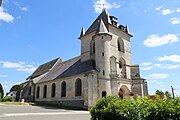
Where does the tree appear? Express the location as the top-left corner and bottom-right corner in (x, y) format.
(10, 84), (20, 92)
(0, 93), (2, 102)
(155, 90), (172, 99)
(155, 90), (164, 95)
(10, 84), (22, 101)
(0, 83), (4, 99)
(165, 91), (172, 98)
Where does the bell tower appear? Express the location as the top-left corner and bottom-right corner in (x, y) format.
(79, 9), (133, 79)
(79, 9), (148, 98)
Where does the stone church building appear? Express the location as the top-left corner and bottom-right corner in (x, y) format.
(20, 9), (148, 109)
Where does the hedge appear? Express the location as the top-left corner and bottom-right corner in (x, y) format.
(2, 96), (15, 102)
(90, 96), (180, 120)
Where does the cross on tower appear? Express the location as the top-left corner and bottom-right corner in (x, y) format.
(102, 3), (105, 10)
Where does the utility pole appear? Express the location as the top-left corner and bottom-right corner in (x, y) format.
(171, 86), (175, 98)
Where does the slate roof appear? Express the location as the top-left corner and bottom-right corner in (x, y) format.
(30, 57), (60, 79)
(29, 56), (98, 84)
(55, 59), (97, 79)
(85, 9), (111, 35)
(36, 56), (81, 83)
(83, 9), (132, 37)
(97, 19), (108, 34)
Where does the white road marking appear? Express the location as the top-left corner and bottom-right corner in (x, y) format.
(0, 111), (89, 118)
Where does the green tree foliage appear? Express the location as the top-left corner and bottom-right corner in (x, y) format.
(2, 96), (14, 102)
(155, 90), (164, 95)
(165, 91), (172, 98)
(0, 93), (2, 102)
(155, 90), (172, 98)
(10, 84), (20, 92)
(90, 96), (180, 120)
(0, 83), (4, 99)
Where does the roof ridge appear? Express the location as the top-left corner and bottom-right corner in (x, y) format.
(60, 56), (80, 64)
(38, 57), (60, 66)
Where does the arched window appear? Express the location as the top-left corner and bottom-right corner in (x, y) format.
(102, 91), (107, 98)
(51, 83), (56, 98)
(119, 61), (123, 69)
(93, 42), (95, 54)
(29, 86), (31, 96)
(43, 85), (47, 98)
(75, 79), (82, 96)
(117, 40), (121, 51)
(118, 85), (130, 99)
(118, 88), (124, 99)
(61, 81), (66, 97)
(36, 86), (40, 98)
(103, 70), (105, 75)
(117, 38), (124, 52)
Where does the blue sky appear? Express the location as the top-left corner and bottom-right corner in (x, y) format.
(0, 0), (180, 96)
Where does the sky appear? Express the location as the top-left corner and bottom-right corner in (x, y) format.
(0, 0), (180, 96)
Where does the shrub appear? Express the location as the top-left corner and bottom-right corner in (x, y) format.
(2, 96), (15, 102)
(90, 96), (180, 120)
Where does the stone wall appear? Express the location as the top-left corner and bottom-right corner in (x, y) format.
(34, 74), (88, 106)
(35, 100), (86, 109)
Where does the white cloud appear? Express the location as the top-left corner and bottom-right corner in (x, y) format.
(143, 34), (179, 47)
(0, 7), (14, 23)
(148, 80), (164, 88)
(21, 7), (28, 12)
(156, 6), (163, 11)
(140, 62), (153, 70)
(149, 80), (157, 83)
(140, 62), (152, 66)
(170, 17), (180, 24)
(149, 80), (163, 87)
(161, 9), (173, 15)
(146, 74), (169, 79)
(177, 8), (180, 12)
(140, 62), (180, 71)
(94, 0), (120, 13)
(154, 64), (180, 69)
(0, 61), (37, 73)
(141, 66), (153, 70)
(0, 74), (7, 77)
(156, 55), (180, 63)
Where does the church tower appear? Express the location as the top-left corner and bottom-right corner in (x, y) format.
(79, 9), (148, 104)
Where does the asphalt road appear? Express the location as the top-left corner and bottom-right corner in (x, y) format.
(0, 104), (91, 120)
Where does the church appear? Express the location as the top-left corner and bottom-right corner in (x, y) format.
(20, 9), (148, 109)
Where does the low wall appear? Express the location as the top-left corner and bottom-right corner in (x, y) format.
(35, 100), (87, 109)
